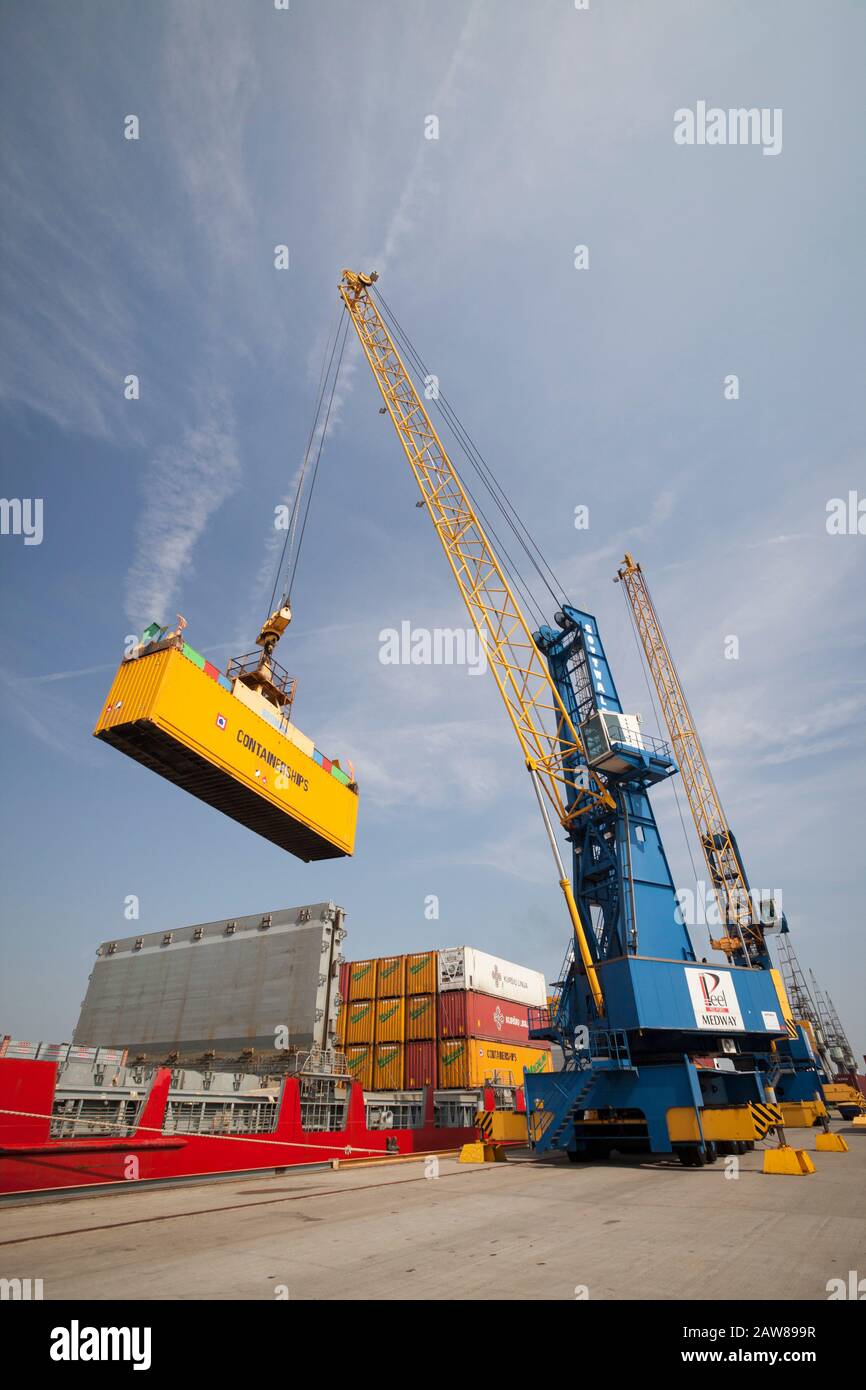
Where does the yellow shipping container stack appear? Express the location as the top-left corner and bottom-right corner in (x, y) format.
(346, 999), (376, 1045)
(374, 1043), (404, 1090)
(405, 951), (437, 995)
(376, 955), (405, 996)
(348, 959), (377, 1000)
(345, 1045), (373, 1090)
(405, 993), (436, 1040)
(439, 1038), (552, 1089)
(375, 997), (405, 1043)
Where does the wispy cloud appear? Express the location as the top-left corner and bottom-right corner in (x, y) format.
(19, 664), (115, 685)
(124, 391), (241, 630)
(161, 7), (259, 273)
(372, 2), (489, 271)
(0, 666), (98, 764)
(244, 3), (488, 636)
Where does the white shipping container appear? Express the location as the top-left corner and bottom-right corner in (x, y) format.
(437, 946), (546, 1008)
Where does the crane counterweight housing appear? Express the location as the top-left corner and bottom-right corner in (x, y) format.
(94, 634), (358, 862)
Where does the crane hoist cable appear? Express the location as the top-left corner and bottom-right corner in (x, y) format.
(339, 268), (614, 1016)
(373, 287), (572, 622)
(374, 292), (547, 629)
(375, 287), (569, 605)
(266, 309), (350, 620)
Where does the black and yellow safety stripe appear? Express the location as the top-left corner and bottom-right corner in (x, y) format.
(476, 1110), (497, 1144)
(749, 1100), (783, 1139)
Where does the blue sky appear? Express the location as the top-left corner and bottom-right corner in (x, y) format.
(1, 0), (864, 1059)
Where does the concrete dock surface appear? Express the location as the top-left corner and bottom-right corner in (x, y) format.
(2, 1123), (864, 1301)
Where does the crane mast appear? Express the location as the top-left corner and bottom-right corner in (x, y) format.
(339, 269), (612, 1011)
(615, 552), (767, 968)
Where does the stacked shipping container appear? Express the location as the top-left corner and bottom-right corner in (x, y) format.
(336, 945), (550, 1092)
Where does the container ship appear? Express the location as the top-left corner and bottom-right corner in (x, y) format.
(0, 909), (547, 1197)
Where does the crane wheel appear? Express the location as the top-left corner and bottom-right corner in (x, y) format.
(677, 1145), (706, 1167)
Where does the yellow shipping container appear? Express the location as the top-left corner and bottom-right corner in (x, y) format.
(346, 999), (376, 1045)
(405, 951), (437, 995)
(438, 1038), (552, 1089)
(375, 997), (405, 1043)
(376, 955), (405, 996)
(345, 1045), (373, 1090)
(336, 1000), (347, 1048)
(373, 1043), (404, 1090)
(93, 645), (357, 861)
(405, 993), (436, 1040)
(348, 959), (377, 1000)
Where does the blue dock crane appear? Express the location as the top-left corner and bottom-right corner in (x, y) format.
(525, 605), (813, 1170)
(340, 270), (818, 1175)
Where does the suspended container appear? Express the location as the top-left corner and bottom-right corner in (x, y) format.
(94, 643), (358, 862)
(406, 993), (437, 1041)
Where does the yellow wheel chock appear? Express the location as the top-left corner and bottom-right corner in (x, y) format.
(815, 1132), (849, 1152)
(762, 1145), (816, 1175)
(459, 1141), (506, 1164)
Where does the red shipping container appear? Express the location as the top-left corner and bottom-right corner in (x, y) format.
(405, 1040), (437, 1089)
(438, 990), (550, 1049)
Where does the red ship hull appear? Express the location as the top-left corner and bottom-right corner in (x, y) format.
(0, 1059), (479, 1197)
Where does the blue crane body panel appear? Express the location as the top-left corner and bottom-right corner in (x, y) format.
(526, 605), (795, 1159)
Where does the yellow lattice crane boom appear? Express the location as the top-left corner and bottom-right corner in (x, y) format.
(340, 269), (613, 1012)
(615, 552), (768, 967)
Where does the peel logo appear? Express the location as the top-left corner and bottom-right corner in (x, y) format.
(351, 1004), (371, 1022)
(380, 1004), (399, 1022)
(409, 957), (430, 975)
(686, 966), (744, 1032)
(50, 1321), (152, 1370)
(444, 1043), (465, 1065)
(699, 972), (731, 1014)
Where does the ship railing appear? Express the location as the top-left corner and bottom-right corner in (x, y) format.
(50, 1094), (143, 1140)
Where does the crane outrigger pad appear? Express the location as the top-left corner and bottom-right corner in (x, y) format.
(94, 645), (358, 861)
